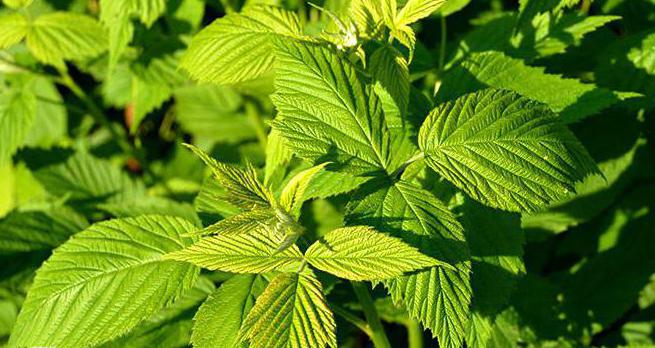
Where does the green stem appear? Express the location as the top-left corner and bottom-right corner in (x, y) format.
(351, 282), (391, 348)
(330, 303), (373, 337)
(406, 319), (424, 348)
(438, 15), (447, 72)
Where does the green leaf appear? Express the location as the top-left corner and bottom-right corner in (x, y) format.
(99, 0), (166, 27)
(130, 75), (171, 133)
(521, 110), (641, 234)
(596, 30), (655, 109)
(2, 0), (33, 8)
(0, 82), (35, 165)
(380, 0), (397, 28)
(34, 151), (145, 210)
(197, 209), (276, 236)
(527, 14), (620, 57)
(436, 0), (471, 16)
(419, 88), (599, 212)
(369, 44), (410, 121)
(23, 76), (67, 148)
(301, 169), (370, 200)
(457, 199), (525, 346)
(8, 215), (200, 348)
(305, 226), (444, 280)
(181, 5), (306, 85)
(185, 144), (275, 209)
(396, 0), (445, 26)
(349, 0), (383, 36)
(238, 272), (337, 348)
(438, 51), (631, 123)
(264, 128), (294, 186)
(0, 207), (88, 253)
(165, 231), (303, 273)
(271, 41), (391, 176)
(192, 274), (267, 348)
(174, 84), (254, 143)
(101, 277), (214, 348)
(0, 12), (28, 49)
(346, 178), (471, 348)
(99, 196), (201, 227)
(26, 12), (108, 67)
(280, 163), (328, 218)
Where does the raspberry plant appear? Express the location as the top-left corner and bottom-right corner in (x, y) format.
(0, 0), (654, 347)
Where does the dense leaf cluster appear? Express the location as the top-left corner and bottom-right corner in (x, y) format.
(0, 0), (654, 347)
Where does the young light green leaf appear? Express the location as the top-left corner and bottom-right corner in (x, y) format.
(0, 207), (88, 252)
(390, 24), (417, 60)
(349, 0), (383, 36)
(420, 88), (599, 212)
(436, 0), (471, 16)
(271, 40), (391, 176)
(238, 272), (337, 348)
(0, 12), (28, 49)
(381, 0), (397, 28)
(26, 12), (108, 67)
(192, 275), (267, 348)
(264, 127), (294, 186)
(346, 178), (471, 348)
(165, 231), (303, 273)
(184, 143), (275, 209)
(0, 84), (35, 165)
(305, 226), (445, 280)
(280, 162), (329, 218)
(8, 215), (200, 348)
(196, 208), (276, 236)
(181, 6), (306, 85)
(396, 0), (445, 26)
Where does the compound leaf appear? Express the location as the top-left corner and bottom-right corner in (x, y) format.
(165, 231), (303, 273)
(8, 215), (200, 348)
(419, 88), (599, 212)
(271, 40), (391, 176)
(181, 6), (306, 84)
(305, 226), (444, 280)
(238, 272), (337, 348)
